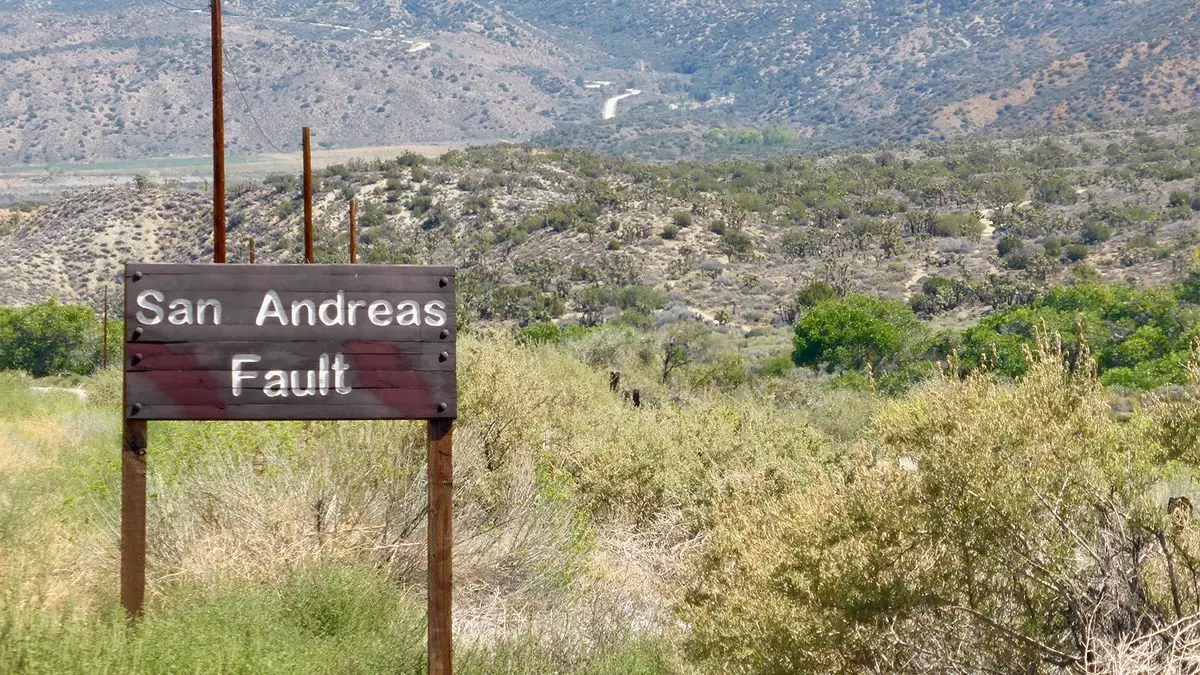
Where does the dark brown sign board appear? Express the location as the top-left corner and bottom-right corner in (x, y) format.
(123, 263), (457, 421)
(120, 262), (457, 674)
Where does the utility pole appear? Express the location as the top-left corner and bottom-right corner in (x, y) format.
(349, 199), (357, 264)
(303, 127), (314, 263)
(212, 0), (226, 263)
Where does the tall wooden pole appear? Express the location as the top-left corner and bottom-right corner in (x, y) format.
(427, 419), (454, 675)
(349, 199), (357, 264)
(102, 286), (109, 370)
(211, 0), (226, 263)
(303, 127), (314, 264)
(248, 237), (255, 264)
(120, 419), (147, 620)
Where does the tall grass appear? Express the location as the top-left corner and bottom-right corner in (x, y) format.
(17, 332), (1194, 671)
(2, 335), (839, 672)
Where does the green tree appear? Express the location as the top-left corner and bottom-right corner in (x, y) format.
(0, 299), (100, 376)
(792, 294), (926, 372)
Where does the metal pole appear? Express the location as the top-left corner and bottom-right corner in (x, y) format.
(211, 0), (226, 263)
(303, 127), (314, 264)
(427, 419), (454, 674)
(349, 199), (357, 264)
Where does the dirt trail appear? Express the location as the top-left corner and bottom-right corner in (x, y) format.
(603, 89), (642, 120)
(29, 386), (87, 403)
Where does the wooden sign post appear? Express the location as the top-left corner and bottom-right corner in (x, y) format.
(121, 263), (457, 672)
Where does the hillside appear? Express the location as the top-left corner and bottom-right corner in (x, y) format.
(4, 118), (1200, 335)
(515, 0), (1200, 147)
(0, 0), (635, 164)
(4, 1), (1200, 164)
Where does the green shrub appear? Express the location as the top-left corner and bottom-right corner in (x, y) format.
(793, 294), (927, 373)
(1035, 174), (1077, 204)
(0, 299), (101, 376)
(1065, 243), (1090, 261)
(794, 281), (838, 307)
(1080, 220), (1112, 244)
(684, 344), (1200, 671)
(996, 234), (1022, 257)
(930, 213), (983, 238)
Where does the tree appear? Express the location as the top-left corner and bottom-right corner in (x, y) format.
(0, 299), (100, 376)
(661, 322), (710, 384)
(792, 294), (926, 373)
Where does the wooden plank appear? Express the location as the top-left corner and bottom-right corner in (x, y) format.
(427, 419), (454, 675)
(124, 291), (455, 319)
(121, 419), (147, 619)
(125, 274), (455, 294)
(126, 370), (456, 395)
(125, 263), (454, 277)
(125, 342), (454, 372)
(126, 322), (456, 344)
(128, 400), (456, 421)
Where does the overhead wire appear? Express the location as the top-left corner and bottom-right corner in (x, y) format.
(159, 0), (291, 154)
(222, 45), (290, 154)
(159, 0), (206, 11)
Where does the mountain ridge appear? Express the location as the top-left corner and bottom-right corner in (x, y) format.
(3, 1), (1200, 164)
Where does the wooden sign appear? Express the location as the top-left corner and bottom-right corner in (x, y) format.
(122, 263), (457, 421)
(120, 261), (458, 674)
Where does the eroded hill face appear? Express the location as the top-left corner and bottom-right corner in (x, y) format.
(0, 1), (607, 164)
(4, 123), (1200, 329)
(3, 1), (1200, 165)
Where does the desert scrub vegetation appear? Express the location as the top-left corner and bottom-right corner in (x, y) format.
(7, 329), (1200, 670)
(0, 334), (831, 673)
(683, 338), (1200, 672)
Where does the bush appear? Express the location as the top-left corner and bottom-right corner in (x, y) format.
(794, 281), (839, 307)
(996, 234), (1023, 257)
(660, 225), (680, 240)
(1080, 220), (1112, 244)
(1035, 174), (1077, 204)
(684, 343), (1200, 671)
(720, 229), (753, 256)
(0, 299), (101, 376)
(515, 322), (589, 345)
(1065, 243), (1090, 261)
(931, 213), (983, 239)
(792, 294), (927, 373)
(672, 211), (693, 228)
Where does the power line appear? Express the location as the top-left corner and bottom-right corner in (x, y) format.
(160, 0), (206, 11)
(158, 0), (291, 154)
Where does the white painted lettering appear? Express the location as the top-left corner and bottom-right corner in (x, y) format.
(333, 353), (352, 394)
(395, 300), (420, 326)
(368, 300), (393, 327)
(264, 370), (288, 397)
(256, 291), (288, 326)
(291, 299), (317, 327)
(231, 354), (261, 397)
(197, 298), (223, 325)
(136, 290), (165, 325)
(168, 299), (194, 325)
(424, 300), (447, 327)
(290, 370), (317, 397)
(319, 292), (345, 326)
(347, 300), (367, 326)
(318, 353), (330, 395)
